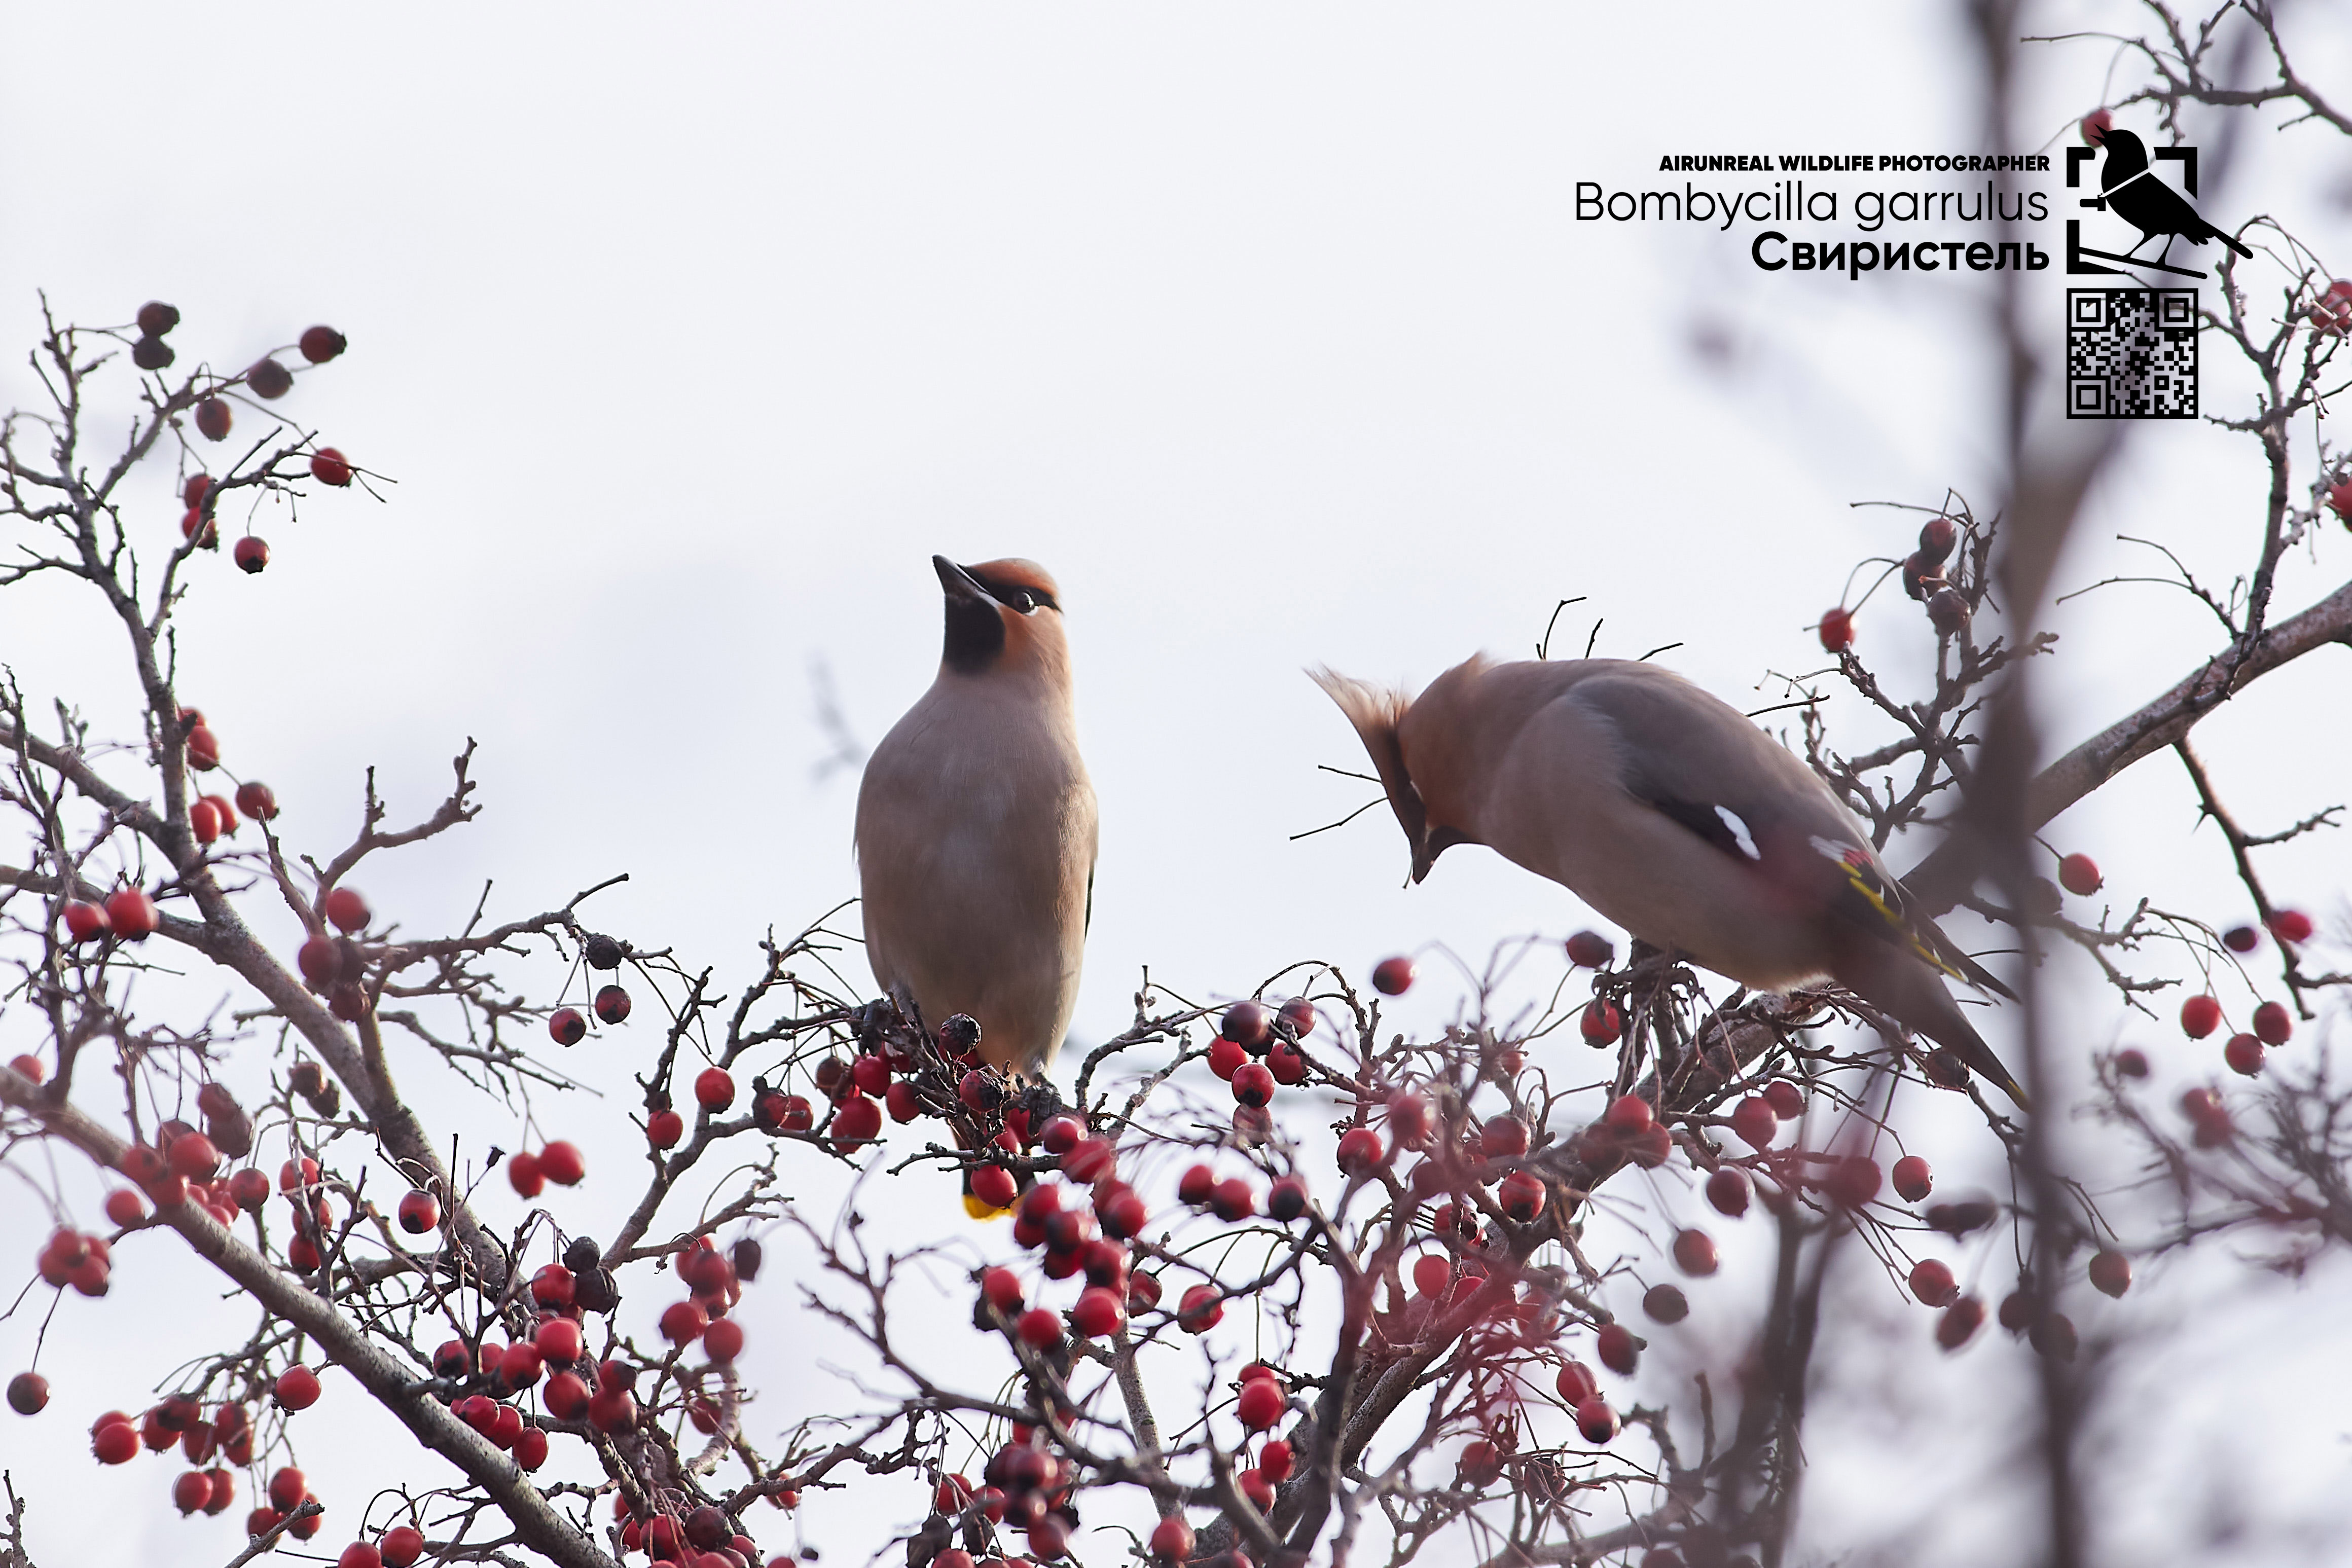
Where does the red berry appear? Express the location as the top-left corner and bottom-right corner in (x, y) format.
(1371, 956), (1415, 995)
(1480, 1114), (1530, 1160)
(2116, 1047), (2149, 1078)
(1672, 1228), (1718, 1276)
(1210, 1178), (1256, 1222)
(321, 886), (369, 933)
(1579, 999), (1622, 1046)
(1554, 1360), (1598, 1407)
(647, 1108), (684, 1148)
(1015, 1307), (1063, 1348)
(533, 1315), (584, 1362)
(104, 1188), (146, 1227)
(1605, 1094), (1654, 1135)
(2252, 1001), (2293, 1045)
(195, 397), (232, 441)
(1498, 1170), (1544, 1222)
(1098, 1183), (1148, 1238)
(1177, 1163), (1215, 1206)
(190, 796), (223, 843)
(542, 1372), (590, 1419)
(235, 780), (279, 821)
(1235, 1377), (1285, 1430)
(136, 301), (180, 336)
(274, 1365), (321, 1410)
(1177, 1284), (1223, 1333)
(1728, 1099), (1782, 1152)
(247, 357), (293, 398)
(1643, 1283), (1688, 1322)
(380, 1526), (424, 1567)
(2180, 994), (2222, 1038)
(396, 1190), (440, 1234)
(1565, 930), (1614, 968)
(1149, 1514), (1196, 1562)
(506, 1150), (544, 1198)
(300, 448), (354, 490)
(105, 888), (160, 939)
(268, 1466), (307, 1513)
(660, 1299), (709, 1345)
(2088, 1249), (2132, 1298)
(7, 1372), (47, 1415)
(536, 1140), (586, 1186)
(1267, 1039), (1307, 1084)
(2268, 909), (2314, 944)
(1891, 1154), (1933, 1202)
(1826, 1156), (1881, 1209)
(591, 984), (630, 1026)
(1761, 1079), (1805, 1120)
(340, 1544), (384, 1568)
(1595, 1322), (1639, 1374)
(980, 1267), (1025, 1317)
(1220, 1000), (1271, 1048)
(234, 535), (270, 573)
(93, 1420), (140, 1464)
(703, 1318), (745, 1362)
(2223, 924), (2260, 953)
(299, 325), (347, 363)
(1818, 606), (1855, 652)
(1278, 997), (1316, 1038)
(1071, 1286), (1125, 1338)
(1575, 1396), (1619, 1444)
(169, 1131), (221, 1181)
(1917, 515), (1960, 562)
(2224, 1033), (2264, 1076)
(2080, 107), (2112, 146)
(173, 1470), (213, 1515)
(831, 1092), (882, 1145)
(779, 1093), (813, 1131)
(696, 1067), (736, 1111)
(1705, 1166), (1750, 1217)
(1231, 1062), (1276, 1107)
(1336, 1126), (1387, 1174)
(1908, 1258), (1958, 1306)
(1206, 1036), (1246, 1080)
(1936, 1295), (1986, 1351)
(62, 900), (113, 942)
(968, 1163), (1017, 1211)
(2057, 853), (2102, 896)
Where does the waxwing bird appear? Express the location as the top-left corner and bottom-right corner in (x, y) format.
(857, 556), (1098, 1083)
(1312, 655), (2028, 1109)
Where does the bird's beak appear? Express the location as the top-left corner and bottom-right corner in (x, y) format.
(933, 556), (990, 603)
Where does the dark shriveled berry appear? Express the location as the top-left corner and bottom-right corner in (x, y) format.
(132, 336), (175, 371)
(246, 358), (293, 399)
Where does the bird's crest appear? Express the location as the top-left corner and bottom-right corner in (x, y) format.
(1308, 668), (1439, 881)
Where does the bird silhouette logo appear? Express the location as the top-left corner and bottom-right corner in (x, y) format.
(2067, 127), (2250, 279)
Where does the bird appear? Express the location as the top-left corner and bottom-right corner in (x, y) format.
(856, 556), (1098, 1088)
(2093, 129), (2252, 268)
(1311, 654), (2029, 1109)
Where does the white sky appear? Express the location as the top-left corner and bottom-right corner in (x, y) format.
(4, 4), (2350, 1565)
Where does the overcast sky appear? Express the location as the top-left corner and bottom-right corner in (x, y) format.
(5, 4), (2350, 1565)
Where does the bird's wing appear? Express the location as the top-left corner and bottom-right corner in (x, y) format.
(1571, 667), (2013, 998)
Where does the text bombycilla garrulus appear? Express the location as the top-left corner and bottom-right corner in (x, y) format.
(1312, 654), (2028, 1109)
(856, 556), (1098, 1080)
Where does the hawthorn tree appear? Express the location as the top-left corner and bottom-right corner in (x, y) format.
(3, 7), (2350, 1568)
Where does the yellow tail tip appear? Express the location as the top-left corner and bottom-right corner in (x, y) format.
(963, 1193), (1011, 1220)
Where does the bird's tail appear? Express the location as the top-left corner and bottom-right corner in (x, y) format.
(1308, 667), (1432, 877)
(2223, 231), (2254, 260)
(1834, 941), (2030, 1111)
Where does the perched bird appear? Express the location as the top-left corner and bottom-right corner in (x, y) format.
(1312, 655), (2028, 1109)
(2093, 129), (2252, 268)
(857, 556), (1098, 1082)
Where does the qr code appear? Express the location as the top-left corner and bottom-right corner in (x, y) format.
(2067, 288), (2197, 419)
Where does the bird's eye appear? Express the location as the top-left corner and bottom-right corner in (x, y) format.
(1009, 590), (1035, 612)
